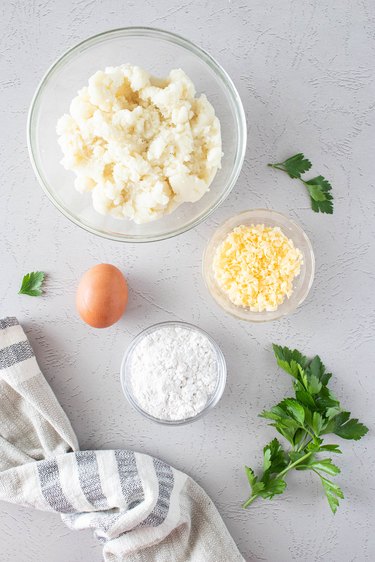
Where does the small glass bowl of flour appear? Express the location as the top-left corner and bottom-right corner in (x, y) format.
(121, 321), (226, 424)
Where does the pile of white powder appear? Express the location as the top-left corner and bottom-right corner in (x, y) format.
(129, 325), (219, 421)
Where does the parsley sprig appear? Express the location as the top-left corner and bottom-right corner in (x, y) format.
(18, 271), (45, 296)
(243, 345), (368, 513)
(268, 153), (334, 214)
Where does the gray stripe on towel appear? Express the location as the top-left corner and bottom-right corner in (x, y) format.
(37, 459), (75, 513)
(0, 340), (34, 370)
(140, 458), (174, 527)
(0, 317), (18, 330)
(75, 451), (108, 509)
(114, 450), (144, 509)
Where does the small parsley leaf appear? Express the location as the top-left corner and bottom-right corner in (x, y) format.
(307, 375), (322, 395)
(268, 153), (312, 178)
(295, 389), (316, 408)
(309, 355), (326, 382)
(324, 412), (369, 441)
(261, 478), (287, 498)
(303, 176), (333, 214)
(245, 466), (257, 487)
(298, 457), (341, 477)
(272, 344), (309, 373)
(312, 412), (324, 436)
(282, 399), (305, 425)
(18, 271), (45, 297)
(320, 477), (344, 514)
(263, 438), (288, 474)
(268, 153), (334, 213)
(318, 444), (342, 454)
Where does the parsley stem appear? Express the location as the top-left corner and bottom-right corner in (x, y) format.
(242, 495), (258, 509)
(296, 436), (312, 453)
(243, 451), (314, 508)
(301, 427), (315, 441)
(267, 163), (285, 172)
(277, 451), (313, 479)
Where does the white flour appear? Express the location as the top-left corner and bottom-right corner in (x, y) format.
(130, 325), (219, 421)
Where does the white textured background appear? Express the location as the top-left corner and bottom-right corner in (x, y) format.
(1, 1), (375, 561)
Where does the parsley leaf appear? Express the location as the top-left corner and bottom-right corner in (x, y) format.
(297, 457), (341, 477)
(320, 477), (344, 514)
(243, 439), (288, 507)
(268, 153), (334, 213)
(282, 399), (305, 425)
(263, 438), (288, 474)
(272, 344), (309, 376)
(323, 411), (369, 441)
(303, 176), (333, 214)
(318, 444), (342, 454)
(261, 477), (287, 499)
(312, 412), (324, 435)
(243, 345), (368, 514)
(18, 271), (45, 297)
(268, 153), (312, 178)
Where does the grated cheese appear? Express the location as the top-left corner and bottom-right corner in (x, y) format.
(213, 224), (303, 312)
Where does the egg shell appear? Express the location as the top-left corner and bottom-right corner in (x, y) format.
(76, 264), (128, 328)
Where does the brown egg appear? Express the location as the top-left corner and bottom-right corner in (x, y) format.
(76, 264), (128, 328)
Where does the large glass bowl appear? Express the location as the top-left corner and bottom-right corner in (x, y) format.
(27, 27), (246, 242)
(203, 209), (315, 322)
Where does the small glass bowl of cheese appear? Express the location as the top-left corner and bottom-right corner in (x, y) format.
(203, 209), (315, 322)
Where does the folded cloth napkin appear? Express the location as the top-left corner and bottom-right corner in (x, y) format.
(0, 318), (244, 562)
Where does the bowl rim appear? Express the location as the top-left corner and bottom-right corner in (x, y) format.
(120, 320), (227, 425)
(27, 26), (247, 243)
(202, 208), (316, 322)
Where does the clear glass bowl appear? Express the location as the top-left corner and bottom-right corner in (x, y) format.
(27, 27), (247, 243)
(203, 209), (315, 322)
(120, 321), (227, 425)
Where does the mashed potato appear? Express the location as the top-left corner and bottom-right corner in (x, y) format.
(56, 64), (222, 223)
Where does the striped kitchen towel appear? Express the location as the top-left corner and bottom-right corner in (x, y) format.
(0, 318), (244, 562)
